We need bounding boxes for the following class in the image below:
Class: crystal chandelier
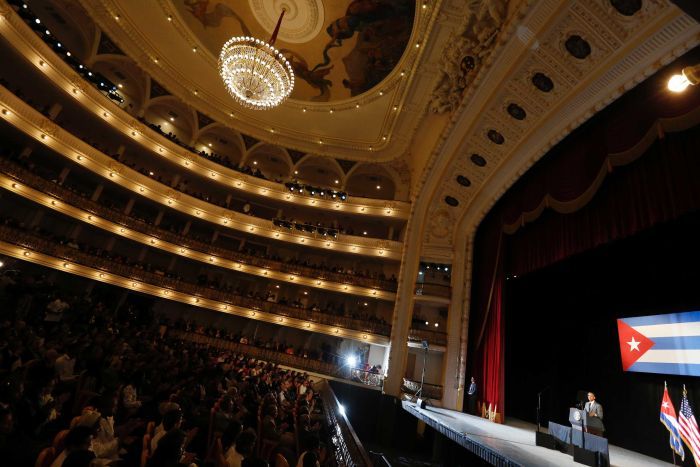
[218,10,294,110]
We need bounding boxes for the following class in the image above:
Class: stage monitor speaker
[573,446,598,466]
[535,431,556,450]
[417,398,427,409]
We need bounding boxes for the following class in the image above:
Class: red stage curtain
[469,47,700,421]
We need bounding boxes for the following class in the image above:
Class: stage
[401,401,671,467]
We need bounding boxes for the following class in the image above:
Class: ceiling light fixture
[219,10,294,110]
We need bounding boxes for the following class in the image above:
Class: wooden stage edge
[401,401,671,467]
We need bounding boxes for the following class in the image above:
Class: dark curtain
[468,46,700,421]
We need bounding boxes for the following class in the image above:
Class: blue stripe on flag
[628,361,700,377]
[648,336,700,350]
[623,311,700,327]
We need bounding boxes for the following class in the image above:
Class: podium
[568,408,607,466]
[569,407,605,436]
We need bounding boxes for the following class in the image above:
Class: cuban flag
[617,311,700,376]
[660,382,685,460]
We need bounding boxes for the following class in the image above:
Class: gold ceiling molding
[0,240,390,346]
[0,4,411,219]
[415,0,699,254]
[429,0,510,114]
[0,171,396,301]
[0,86,403,259]
[76,0,440,159]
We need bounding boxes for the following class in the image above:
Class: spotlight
[0,261,4,268]
[345,355,357,368]
[668,65,700,93]
[338,403,346,416]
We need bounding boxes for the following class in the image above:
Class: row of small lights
[9,246,378,342]
[418,265,450,275]
[7,176,395,298]
[0,99,398,254]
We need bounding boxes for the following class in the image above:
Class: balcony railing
[318,380,373,467]
[408,327,447,347]
[0,223,394,336]
[401,378,444,401]
[350,368,384,388]
[0,156,398,292]
[414,282,451,298]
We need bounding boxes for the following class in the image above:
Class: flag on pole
[660,382,685,460]
[679,385,700,466]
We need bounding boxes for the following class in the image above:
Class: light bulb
[668,74,691,93]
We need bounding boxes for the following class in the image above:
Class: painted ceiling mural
[176,0,415,102]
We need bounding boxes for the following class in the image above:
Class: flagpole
[668,381,677,466]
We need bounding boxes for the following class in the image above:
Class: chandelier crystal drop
[218,11,294,110]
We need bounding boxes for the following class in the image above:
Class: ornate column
[440,231,475,410]
[384,206,426,396]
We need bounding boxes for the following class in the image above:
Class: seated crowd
[0,269,333,466]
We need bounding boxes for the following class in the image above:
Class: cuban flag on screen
[617,311,700,376]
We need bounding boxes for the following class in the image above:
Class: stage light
[668,65,700,93]
[346,355,357,367]
[338,403,346,416]
[425,321,429,326]
[434,323,439,328]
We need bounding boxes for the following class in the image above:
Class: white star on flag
[663,401,669,409]
[627,336,641,351]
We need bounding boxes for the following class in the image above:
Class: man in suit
[467,377,477,415]
[584,392,605,436]
[585,392,603,420]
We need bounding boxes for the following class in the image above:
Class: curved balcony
[0,85,403,259]
[0,222,393,343]
[0,156,398,297]
[0,1,411,219]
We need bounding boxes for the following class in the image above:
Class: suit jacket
[585,401,603,420]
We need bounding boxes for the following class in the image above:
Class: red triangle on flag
[617,320,655,371]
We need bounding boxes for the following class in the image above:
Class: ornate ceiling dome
[176,0,416,102]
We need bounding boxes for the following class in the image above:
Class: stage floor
[401,401,671,467]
